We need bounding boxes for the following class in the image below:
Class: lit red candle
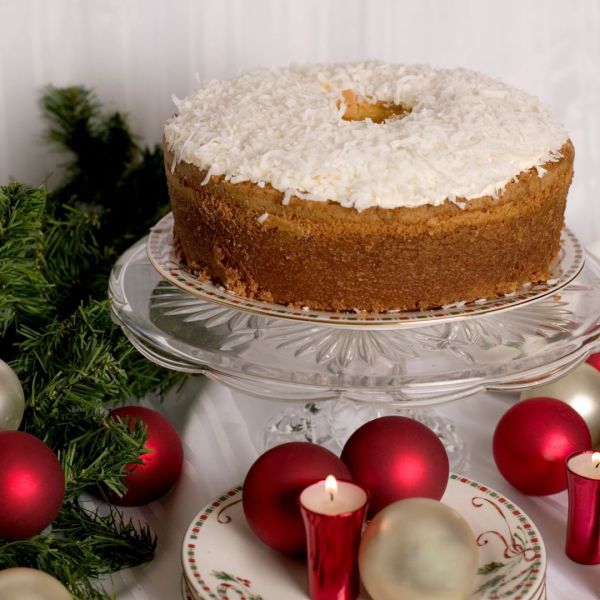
[566,450,600,564]
[299,475,368,600]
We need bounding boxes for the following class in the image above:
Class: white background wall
[1,0,599,243]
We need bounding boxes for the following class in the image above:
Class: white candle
[299,475,368,516]
[567,451,600,479]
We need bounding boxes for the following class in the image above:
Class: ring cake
[163,63,573,312]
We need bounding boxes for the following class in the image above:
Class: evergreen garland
[0,86,186,598]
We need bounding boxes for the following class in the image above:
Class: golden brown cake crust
[164,141,574,312]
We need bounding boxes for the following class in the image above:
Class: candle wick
[329,492,334,502]
[595,462,600,469]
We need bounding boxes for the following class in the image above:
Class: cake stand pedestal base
[259,399,469,472]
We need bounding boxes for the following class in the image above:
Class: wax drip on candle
[325,475,337,502]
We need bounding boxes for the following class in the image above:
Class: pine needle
[0,183,53,334]
[0,502,156,599]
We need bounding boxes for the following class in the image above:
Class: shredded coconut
[165,62,568,211]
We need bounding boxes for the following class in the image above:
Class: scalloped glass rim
[109,236,600,403]
[181,476,546,600]
[147,212,584,328]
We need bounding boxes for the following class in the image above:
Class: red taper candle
[566,450,600,564]
[299,476,368,600]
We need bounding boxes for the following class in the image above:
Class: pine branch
[0,183,53,335]
[53,503,156,571]
[13,299,184,415]
[105,145,171,247]
[43,85,135,207]
[42,85,168,254]
[0,86,189,595]
[118,335,187,400]
[60,417,149,500]
[12,301,129,410]
[44,204,102,284]
[0,502,156,599]
[12,298,185,499]
[42,86,100,152]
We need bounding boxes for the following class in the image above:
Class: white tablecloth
[111,377,600,599]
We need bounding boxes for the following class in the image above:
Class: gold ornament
[359,498,478,600]
[0,359,24,431]
[521,363,600,447]
[0,568,71,600]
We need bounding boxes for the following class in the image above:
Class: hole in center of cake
[338,89,411,123]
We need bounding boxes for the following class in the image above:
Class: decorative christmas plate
[181,474,546,600]
[181,574,197,600]
[148,212,583,328]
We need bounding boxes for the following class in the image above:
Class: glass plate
[147,212,583,328]
[181,476,546,600]
[110,236,600,404]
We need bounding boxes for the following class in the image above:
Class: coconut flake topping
[165,62,568,210]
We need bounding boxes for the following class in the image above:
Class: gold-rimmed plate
[181,474,546,600]
[148,212,583,329]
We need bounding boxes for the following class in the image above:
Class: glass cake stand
[109,231,600,471]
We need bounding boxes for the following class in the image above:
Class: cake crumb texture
[165,141,573,312]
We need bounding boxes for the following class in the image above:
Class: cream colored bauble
[359,498,478,600]
[0,358,25,431]
[521,362,600,447]
[0,568,71,600]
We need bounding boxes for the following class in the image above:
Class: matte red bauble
[243,442,351,554]
[493,397,591,495]
[341,416,449,516]
[587,352,600,372]
[108,406,183,506]
[0,431,65,540]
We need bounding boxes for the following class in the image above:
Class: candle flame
[593,452,600,468]
[325,475,338,501]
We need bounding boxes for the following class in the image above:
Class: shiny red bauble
[243,442,351,554]
[0,431,65,540]
[107,406,183,506]
[587,352,600,372]
[493,397,591,495]
[341,416,449,516]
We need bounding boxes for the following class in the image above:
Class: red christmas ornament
[242,442,351,554]
[0,431,65,540]
[107,406,183,506]
[493,397,591,495]
[341,416,449,516]
[587,352,600,372]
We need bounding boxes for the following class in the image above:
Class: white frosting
[165,62,568,210]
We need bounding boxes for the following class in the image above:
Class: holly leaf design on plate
[478,561,505,575]
[475,573,506,595]
[213,571,236,582]
[212,571,264,600]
